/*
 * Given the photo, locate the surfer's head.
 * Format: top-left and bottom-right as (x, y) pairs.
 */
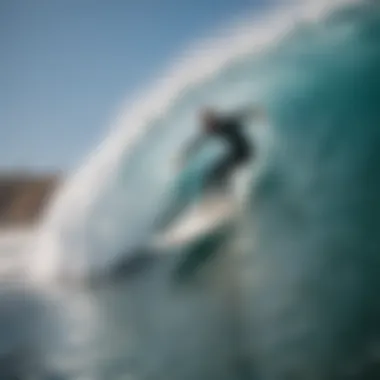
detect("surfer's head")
(200, 107), (218, 132)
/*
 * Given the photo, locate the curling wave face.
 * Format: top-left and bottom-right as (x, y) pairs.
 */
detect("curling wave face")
(27, 0), (380, 378)
(32, 0), (378, 292)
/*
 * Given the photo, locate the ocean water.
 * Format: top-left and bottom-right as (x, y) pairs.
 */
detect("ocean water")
(0, 230), (240, 380)
(2, 0), (380, 379)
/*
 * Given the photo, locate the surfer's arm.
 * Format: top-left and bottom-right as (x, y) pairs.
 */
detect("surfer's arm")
(231, 104), (266, 123)
(179, 133), (207, 166)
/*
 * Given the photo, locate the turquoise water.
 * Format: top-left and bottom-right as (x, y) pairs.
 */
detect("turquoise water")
(154, 140), (226, 229)
(4, 1), (380, 379)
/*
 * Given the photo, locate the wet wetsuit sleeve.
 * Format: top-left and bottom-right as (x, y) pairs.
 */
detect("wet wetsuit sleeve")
(180, 133), (207, 164)
(230, 105), (265, 123)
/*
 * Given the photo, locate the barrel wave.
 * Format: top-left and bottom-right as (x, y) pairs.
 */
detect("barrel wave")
(32, 0), (379, 283)
(27, 0), (380, 377)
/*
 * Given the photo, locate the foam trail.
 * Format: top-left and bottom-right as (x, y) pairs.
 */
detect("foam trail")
(31, 0), (360, 283)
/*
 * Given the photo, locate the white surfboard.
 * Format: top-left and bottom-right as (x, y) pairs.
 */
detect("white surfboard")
(152, 193), (235, 249)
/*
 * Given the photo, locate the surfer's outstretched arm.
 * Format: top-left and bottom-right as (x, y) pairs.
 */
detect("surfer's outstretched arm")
(178, 133), (207, 167)
(231, 104), (266, 123)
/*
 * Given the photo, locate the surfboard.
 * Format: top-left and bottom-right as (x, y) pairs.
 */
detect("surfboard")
(152, 193), (235, 249)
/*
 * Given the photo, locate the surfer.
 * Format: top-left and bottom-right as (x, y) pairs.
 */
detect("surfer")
(153, 105), (264, 233)
(179, 106), (264, 191)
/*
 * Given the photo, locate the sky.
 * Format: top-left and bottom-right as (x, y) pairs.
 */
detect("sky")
(0, 0), (266, 173)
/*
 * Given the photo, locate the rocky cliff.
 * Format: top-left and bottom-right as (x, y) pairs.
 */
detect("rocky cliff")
(0, 173), (61, 227)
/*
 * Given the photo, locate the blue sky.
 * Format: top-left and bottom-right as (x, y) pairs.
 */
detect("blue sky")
(0, 0), (266, 172)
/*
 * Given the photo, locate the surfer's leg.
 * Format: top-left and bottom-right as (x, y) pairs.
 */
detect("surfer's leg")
(205, 153), (236, 190)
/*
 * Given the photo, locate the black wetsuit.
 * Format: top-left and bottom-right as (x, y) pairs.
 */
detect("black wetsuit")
(206, 116), (253, 186)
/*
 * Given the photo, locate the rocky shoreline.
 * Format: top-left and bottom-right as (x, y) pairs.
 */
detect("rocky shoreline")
(0, 173), (61, 228)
